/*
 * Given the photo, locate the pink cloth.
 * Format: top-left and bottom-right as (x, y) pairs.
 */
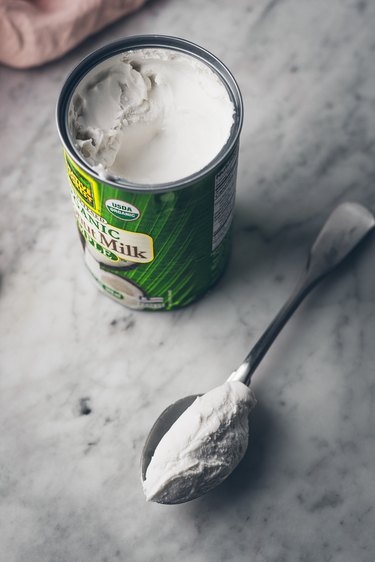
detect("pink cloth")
(0, 0), (146, 69)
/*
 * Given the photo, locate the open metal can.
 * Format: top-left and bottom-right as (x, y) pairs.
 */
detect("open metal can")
(57, 35), (243, 310)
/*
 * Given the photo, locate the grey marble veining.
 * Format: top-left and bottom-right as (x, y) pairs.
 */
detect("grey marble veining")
(1, 0), (375, 560)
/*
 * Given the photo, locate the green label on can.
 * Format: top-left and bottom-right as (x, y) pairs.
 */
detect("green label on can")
(65, 149), (238, 311)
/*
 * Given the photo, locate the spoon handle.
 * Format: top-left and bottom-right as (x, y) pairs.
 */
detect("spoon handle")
(228, 202), (375, 387)
(228, 272), (321, 386)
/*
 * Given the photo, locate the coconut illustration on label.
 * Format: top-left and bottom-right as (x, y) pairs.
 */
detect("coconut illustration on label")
(84, 248), (142, 307)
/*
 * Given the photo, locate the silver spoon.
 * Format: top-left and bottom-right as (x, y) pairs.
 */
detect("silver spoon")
(141, 202), (375, 502)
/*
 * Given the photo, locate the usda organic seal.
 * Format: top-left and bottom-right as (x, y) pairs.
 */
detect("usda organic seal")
(105, 200), (141, 221)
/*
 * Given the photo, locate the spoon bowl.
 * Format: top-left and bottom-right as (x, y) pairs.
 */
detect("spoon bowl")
(141, 394), (199, 481)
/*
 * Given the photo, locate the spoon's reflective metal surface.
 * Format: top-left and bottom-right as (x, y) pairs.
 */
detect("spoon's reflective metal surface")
(141, 202), (375, 499)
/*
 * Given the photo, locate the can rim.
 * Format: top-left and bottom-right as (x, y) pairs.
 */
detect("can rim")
(56, 34), (244, 194)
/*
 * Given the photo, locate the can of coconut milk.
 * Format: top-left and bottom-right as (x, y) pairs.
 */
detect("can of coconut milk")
(57, 35), (243, 310)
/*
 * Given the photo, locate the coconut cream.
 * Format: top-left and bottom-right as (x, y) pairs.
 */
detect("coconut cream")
(68, 48), (235, 184)
(143, 381), (256, 504)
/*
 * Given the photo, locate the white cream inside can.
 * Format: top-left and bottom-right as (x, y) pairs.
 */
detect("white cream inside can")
(68, 48), (235, 185)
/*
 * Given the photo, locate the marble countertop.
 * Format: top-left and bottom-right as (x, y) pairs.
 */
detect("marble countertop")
(1, 0), (375, 560)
